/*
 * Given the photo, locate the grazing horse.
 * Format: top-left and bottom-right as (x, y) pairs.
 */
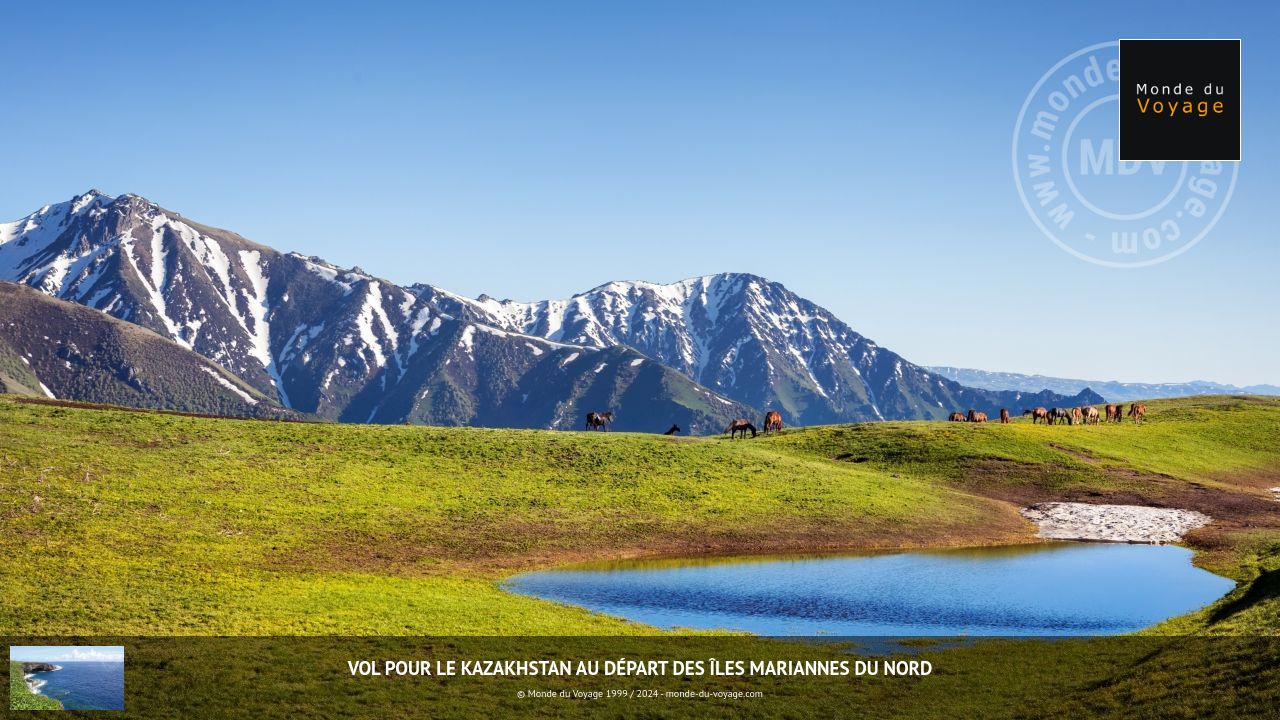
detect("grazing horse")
(1083, 406), (1100, 425)
(1023, 407), (1049, 424)
(725, 419), (757, 439)
(948, 412), (966, 422)
(1070, 407), (1083, 425)
(999, 408), (1011, 424)
(1128, 403), (1147, 424)
(1048, 407), (1071, 425)
(662, 424), (681, 435)
(968, 410), (988, 423)
(585, 411), (615, 431)
(763, 410), (784, 435)
(1105, 404), (1121, 423)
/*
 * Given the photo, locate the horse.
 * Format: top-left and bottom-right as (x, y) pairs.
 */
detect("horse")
(1083, 406), (1100, 425)
(968, 410), (988, 423)
(1128, 403), (1147, 424)
(1071, 407), (1083, 425)
(763, 410), (783, 435)
(1048, 407), (1071, 425)
(1023, 407), (1049, 424)
(725, 419), (757, 439)
(999, 408), (1010, 424)
(662, 424), (681, 435)
(585, 411), (615, 431)
(1105, 404), (1121, 422)
(948, 412), (966, 422)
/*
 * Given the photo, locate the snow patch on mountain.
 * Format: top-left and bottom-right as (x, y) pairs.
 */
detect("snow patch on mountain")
(201, 367), (259, 404)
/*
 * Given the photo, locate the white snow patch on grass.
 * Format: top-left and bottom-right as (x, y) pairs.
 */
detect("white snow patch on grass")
(1020, 502), (1211, 544)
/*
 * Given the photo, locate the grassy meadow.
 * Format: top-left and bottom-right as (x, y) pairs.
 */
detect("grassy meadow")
(1, 394), (1278, 637)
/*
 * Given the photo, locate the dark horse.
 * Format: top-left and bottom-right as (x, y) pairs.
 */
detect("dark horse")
(725, 419), (757, 439)
(763, 410), (783, 435)
(1048, 407), (1071, 425)
(585, 411), (615, 431)
(662, 424), (681, 435)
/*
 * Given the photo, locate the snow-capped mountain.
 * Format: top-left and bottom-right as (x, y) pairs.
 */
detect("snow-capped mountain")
(0, 191), (752, 432)
(2, 190), (1096, 429)
(413, 275), (1094, 424)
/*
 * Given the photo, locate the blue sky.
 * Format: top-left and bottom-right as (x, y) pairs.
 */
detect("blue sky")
(9, 646), (124, 663)
(1, 1), (1275, 385)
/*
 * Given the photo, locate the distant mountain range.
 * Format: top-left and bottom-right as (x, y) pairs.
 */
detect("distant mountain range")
(1, 189), (1100, 431)
(928, 367), (1280, 403)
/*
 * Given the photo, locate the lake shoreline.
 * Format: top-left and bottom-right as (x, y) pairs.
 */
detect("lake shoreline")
(493, 498), (1239, 637)
(505, 542), (1235, 636)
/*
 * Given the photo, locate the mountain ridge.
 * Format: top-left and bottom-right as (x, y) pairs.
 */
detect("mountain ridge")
(2, 189), (1099, 429)
(0, 191), (753, 432)
(928, 366), (1280, 404)
(412, 273), (1103, 423)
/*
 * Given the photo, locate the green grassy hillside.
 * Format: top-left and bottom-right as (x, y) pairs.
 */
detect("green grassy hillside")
(8, 661), (62, 710)
(0, 394), (1277, 636)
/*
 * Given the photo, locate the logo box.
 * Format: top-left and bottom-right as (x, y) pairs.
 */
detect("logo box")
(1119, 39), (1241, 161)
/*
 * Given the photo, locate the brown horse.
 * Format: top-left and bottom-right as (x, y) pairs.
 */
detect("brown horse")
(1082, 406), (1100, 425)
(968, 410), (988, 423)
(948, 412), (966, 422)
(1128, 403), (1147, 424)
(662, 424), (681, 435)
(999, 408), (1010, 424)
(1105, 404), (1121, 422)
(585, 411), (615, 431)
(1023, 407), (1049, 424)
(763, 410), (783, 435)
(1071, 407), (1083, 425)
(725, 419), (757, 439)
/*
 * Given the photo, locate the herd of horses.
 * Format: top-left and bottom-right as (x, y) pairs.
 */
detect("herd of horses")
(950, 403), (1148, 425)
(583, 409), (785, 438)
(582, 402), (1149, 435)
(724, 410), (782, 438)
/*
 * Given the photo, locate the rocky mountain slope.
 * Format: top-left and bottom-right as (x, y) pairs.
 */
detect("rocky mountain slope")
(2, 190), (1100, 428)
(415, 275), (1101, 423)
(0, 191), (750, 432)
(0, 282), (289, 417)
